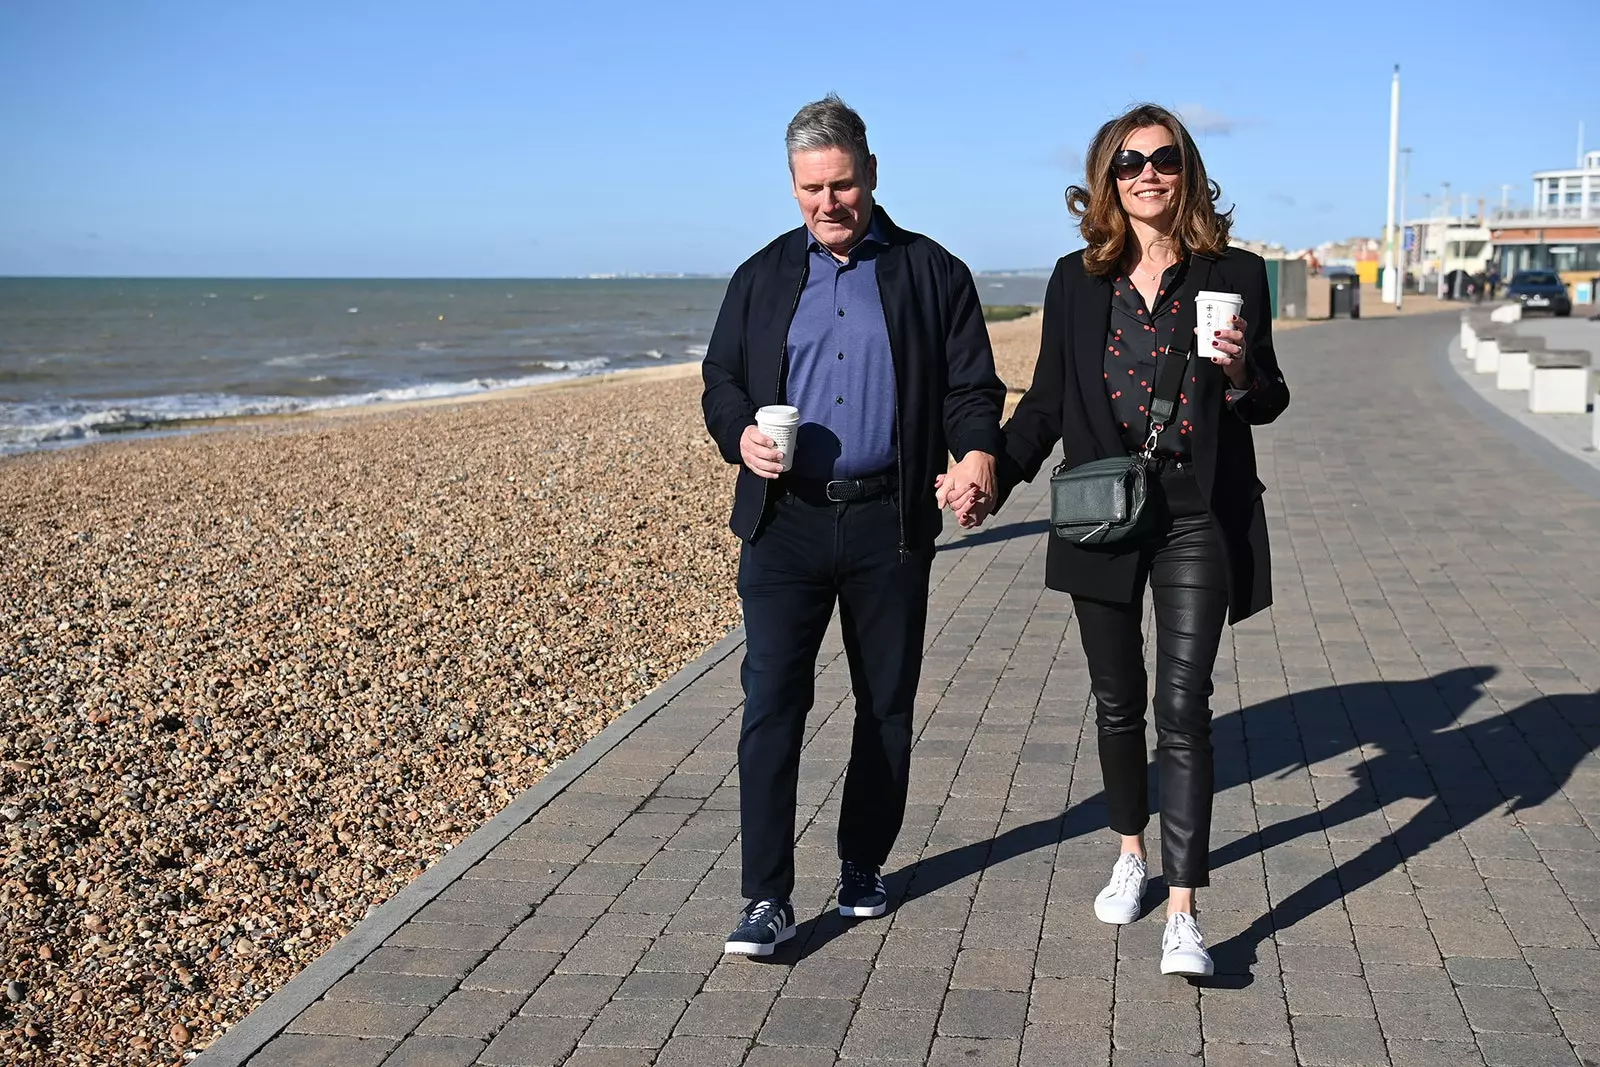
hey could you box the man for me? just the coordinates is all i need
[702,94,1002,956]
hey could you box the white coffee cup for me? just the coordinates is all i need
[755,405,801,472]
[1194,290,1245,362]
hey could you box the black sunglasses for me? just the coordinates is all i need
[1112,145,1183,180]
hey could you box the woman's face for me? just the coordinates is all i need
[1115,124,1181,230]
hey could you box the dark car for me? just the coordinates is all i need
[1506,271,1572,316]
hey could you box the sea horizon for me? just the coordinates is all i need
[0,268,1057,281]
[0,274,1049,455]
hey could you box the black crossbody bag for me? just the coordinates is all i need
[1048,299,1196,546]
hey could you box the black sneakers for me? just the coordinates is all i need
[837,861,888,918]
[724,898,797,957]
[724,864,885,956]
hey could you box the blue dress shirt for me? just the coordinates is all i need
[784,217,898,480]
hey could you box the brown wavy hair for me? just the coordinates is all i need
[1067,103,1233,276]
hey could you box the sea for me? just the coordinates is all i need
[0,274,1047,455]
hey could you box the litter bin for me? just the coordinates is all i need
[1328,272,1361,319]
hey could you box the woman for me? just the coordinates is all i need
[947,104,1289,976]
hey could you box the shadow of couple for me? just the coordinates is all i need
[768,666,1598,983]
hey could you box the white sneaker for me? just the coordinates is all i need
[1160,911,1214,977]
[1092,852,1148,925]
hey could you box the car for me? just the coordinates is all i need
[1506,271,1572,317]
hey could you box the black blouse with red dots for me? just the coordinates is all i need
[1104,259,1197,460]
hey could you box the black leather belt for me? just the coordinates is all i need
[1147,453,1192,474]
[782,472,897,505]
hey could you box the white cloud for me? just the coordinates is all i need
[1050,144,1084,173]
[1177,103,1243,137]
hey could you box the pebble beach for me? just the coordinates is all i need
[0,313,1045,1063]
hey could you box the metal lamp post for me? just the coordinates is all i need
[1381,66,1401,305]
[1398,146,1411,306]
[1440,181,1452,297]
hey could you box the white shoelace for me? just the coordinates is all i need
[1108,853,1145,895]
[747,900,780,928]
[1166,911,1206,950]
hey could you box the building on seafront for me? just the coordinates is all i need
[1489,149,1600,306]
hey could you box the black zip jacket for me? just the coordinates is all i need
[701,207,1006,550]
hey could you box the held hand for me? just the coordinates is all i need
[934,473,981,514]
[948,450,996,506]
[1198,314,1252,388]
[739,424,785,479]
[934,475,993,528]
[934,449,997,529]
[956,493,993,529]
[933,471,984,511]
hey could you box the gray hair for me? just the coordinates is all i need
[785,94,871,173]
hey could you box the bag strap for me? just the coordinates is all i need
[1147,339,1189,429]
[1140,319,1192,454]
[1140,261,1207,453]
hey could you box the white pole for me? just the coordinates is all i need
[1580,122,1587,222]
[1382,66,1401,305]
[1440,181,1452,296]
[1398,147,1410,306]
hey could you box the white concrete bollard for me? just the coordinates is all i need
[1473,335,1501,374]
[1489,303,1522,324]
[1593,386,1600,451]
[1494,336,1542,391]
[1496,346,1533,391]
[1460,317,1475,350]
[1528,351,1592,414]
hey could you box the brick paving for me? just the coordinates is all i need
[206,312,1600,1066]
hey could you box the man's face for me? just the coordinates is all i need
[791,147,877,257]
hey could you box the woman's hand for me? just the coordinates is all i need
[1201,315,1252,388]
[934,473,992,529]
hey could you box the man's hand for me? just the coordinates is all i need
[935,450,997,528]
[739,424,785,479]
[949,450,996,509]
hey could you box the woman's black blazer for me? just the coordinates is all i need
[999,247,1290,624]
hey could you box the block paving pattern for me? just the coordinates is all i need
[228,315,1600,1066]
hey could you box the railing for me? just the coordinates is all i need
[1489,206,1597,223]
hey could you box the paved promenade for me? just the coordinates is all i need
[203,312,1600,1067]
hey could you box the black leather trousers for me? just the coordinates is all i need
[1071,468,1230,888]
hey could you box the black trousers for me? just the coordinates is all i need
[736,490,931,901]
[1072,469,1230,888]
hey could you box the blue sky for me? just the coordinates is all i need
[1,0,1594,277]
